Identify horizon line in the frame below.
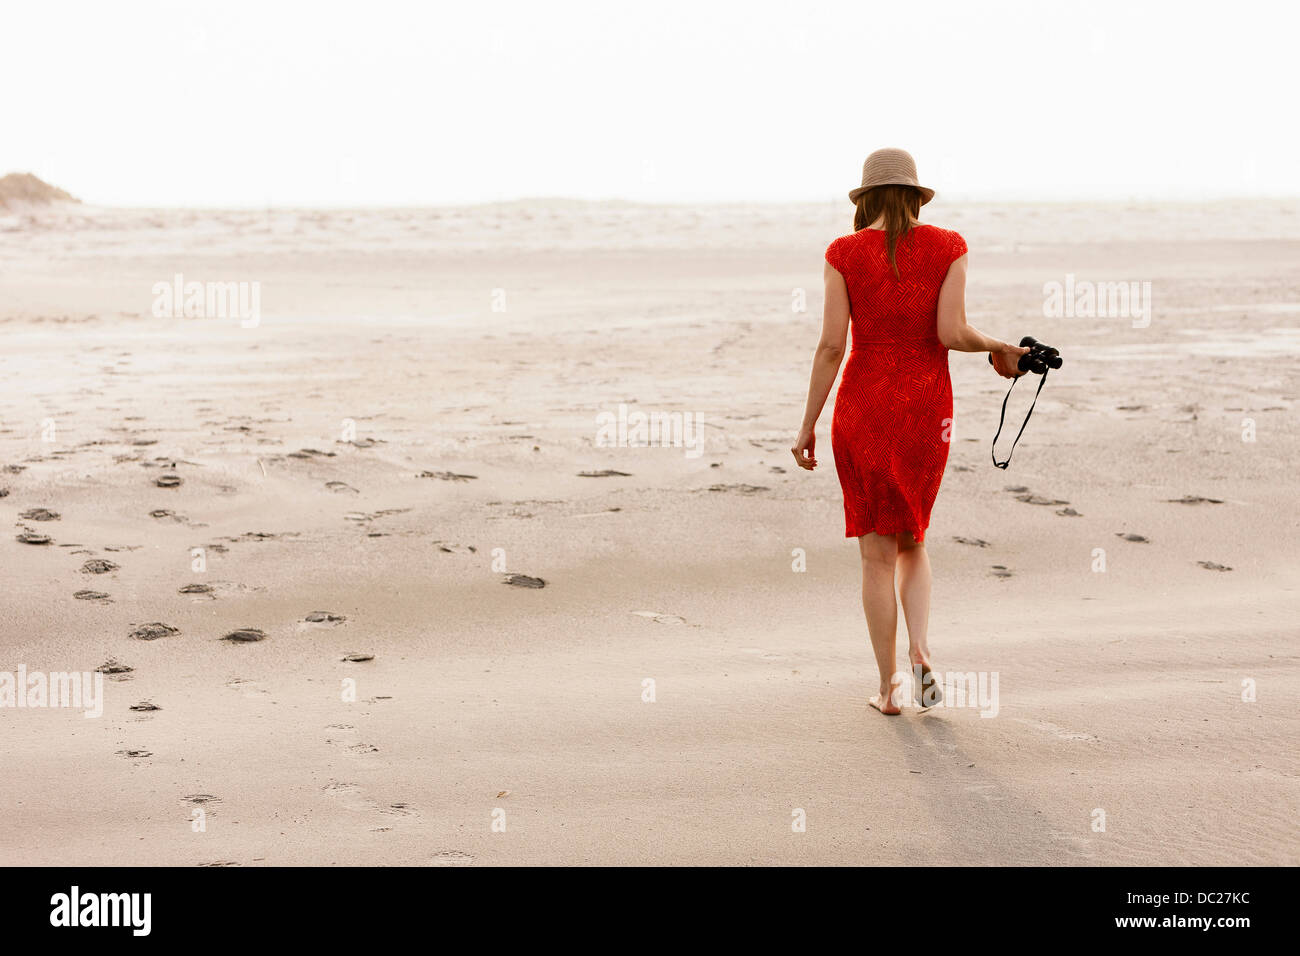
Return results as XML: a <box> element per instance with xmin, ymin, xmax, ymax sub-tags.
<box><xmin>26</xmin><ymin>191</ymin><xmax>1300</xmax><ymax>212</ymax></box>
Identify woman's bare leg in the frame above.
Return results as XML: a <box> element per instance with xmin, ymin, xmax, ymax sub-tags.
<box><xmin>896</xmin><ymin>531</ymin><xmax>932</xmax><ymax>669</ymax></box>
<box><xmin>897</xmin><ymin>531</ymin><xmax>941</xmax><ymax>706</ymax></box>
<box><xmin>858</xmin><ymin>532</ymin><xmax>902</xmax><ymax>714</ymax></box>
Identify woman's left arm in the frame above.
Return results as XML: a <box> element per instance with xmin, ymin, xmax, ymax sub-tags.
<box><xmin>791</xmin><ymin>261</ymin><xmax>850</xmax><ymax>471</ymax></box>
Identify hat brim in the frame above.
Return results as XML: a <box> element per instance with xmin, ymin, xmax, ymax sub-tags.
<box><xmin>849</xmin><ymin>184</ymin><xmax>935</xmax><ymax>205</ymax></box>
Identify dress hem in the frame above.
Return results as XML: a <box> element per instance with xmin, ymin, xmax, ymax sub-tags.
<box><xmin>844</xmin><ymin>523</ymin><xmax>927</xmax><ymax>543</ymax></box>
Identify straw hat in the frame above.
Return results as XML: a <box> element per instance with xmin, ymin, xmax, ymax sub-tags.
<box><xmin>848</xmin><ymin>148</ymin><xmax>935</xmax><ymax>205</ymax></box>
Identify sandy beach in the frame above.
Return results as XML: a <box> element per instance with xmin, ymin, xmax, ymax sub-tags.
<box><xmin>2</xmin><ymin>198</ymin><xmax>1297</xmax><ymax>866</ymax></box>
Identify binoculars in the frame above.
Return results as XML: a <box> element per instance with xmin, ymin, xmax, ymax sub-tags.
<box><xmin>989</xmin><ymin>336</ymin><xmax>1063</xmax><ymax>375</ymax></box>
<box><xmin>989</xmin><ymin>337</ymin><xmax>1060</xmax><ymax>468</ymax></box>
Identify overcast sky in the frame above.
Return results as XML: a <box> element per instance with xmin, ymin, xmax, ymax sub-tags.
<box><xmin>4</xmin><ymin>0</ymin><xmax>1296</xmax><ymax>206</ymax></box>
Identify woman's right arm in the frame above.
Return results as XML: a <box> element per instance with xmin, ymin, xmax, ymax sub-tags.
<box><xmin>936</xmin><ymin>254</ymin><xmax>1027</xmax><ymax>378</ymax></box>
<box><xmin>791</xmin><ymin>261</ymin><xmax>851</xmax><ymax>471</ymax></box>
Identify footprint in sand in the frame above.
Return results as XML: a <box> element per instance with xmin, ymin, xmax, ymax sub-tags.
<box><xmin>990</xmin><ymin>565</ymin><xmax>1013</xmax><ymax>579</ymax></box>
<box><xmin>81</xmin><ymin>559</ymin><xmax>119</xmax><ymax>574</ymax></box>
<box><xmin>225</xmin><ymin>676</ymin><xmax>269</xmax><ymax>698</ymax></box>
<box><xmin>129</xmin><ymin>701</ymin><xmax>161</xmax><ymax>713</ymax></box>
<box><xmin>184</xmin><ymin>794</ymin><xmax>221</xmax><ymax>814</ymax></box>
<box><xmin>287</xmin><ymin>448</ymin><xmax>336</xmax><ymax>460</ymax></box>
<box><xmin>215</xmin><ymin>531</ymin><xmax>297</xmax><ymax>544</ymax></box>
<box><xmin>503</xmin><ymin>573</ymin><xmax>546</xmax><ymax>589</ymax></box>
<box><xmin>304</xmin><ymin>611</ymin><xmax>346</xmax><ymax>624</ymax></box>
<box><xmin>155</xmin><ymin>474</ymin><xmax>182</xmax><ymax>488</ymax></box>
<box><xmin>427</xmin><ymin>850</ymin><xmax>475</xmax><ymax>866</ymax></box>
<box><xmin>952</xmin><ymin>536</ymin><xmax>990</xmax><ymax>548</ymax></box>
<box><xmin>323</xmin><ymin>781</ymin><xmax>362</xmax><ymax>796</ymax></box>
<box><xmin>116</xmin><ymin>749</ymin><xmax>152</xmax><ymax>759</ymax></box>
<box><xmin>323</xmin><ymin>782</ymin><xmax>417</xmax><ymax>832</ymax></box>
<box><xmin>204</xmin><ymin>580</ymin><xmax>265</xmax><ymax>597</ymax></box>
<box><xmin>19</xmin><ymin>508</ymin><xmax>60</xmax><ymax>521</ymax></box>
<box><xmin>435</xmin><ymin>542</ymin><xmax>477</xmax><ymax>554</ymax></box>
<box><xmin>323</xmin><ymin>782</ymin><xmax>372</xmax><ymax>813</ymax></box>
<box><xmin>572</xmin><ymin>508</ymin><xmax>622</xmax><ymax>519</ymax></box>
<box><xmin>95</xmin><ymin>659</ymin><xmax>133</xmax><ymax>680</ymax></box>
<box><xmin>1056</xmin><ymin>507</ymin><xmax>1082</xmax><ymax>517</ymax></box>
<box><xmin>1115</xmin><ymin>533</ymin><xmax>1149</xmax><ymax>543</ymax></box>
<box><xmin>1015</xmin><ymin>718</ymin><xmax>1099</xmax><ymax>743</ymax></box>
<box><xmin>1197</xmin><ymin>561</ymin><xmax>1233</xmax><ymax>572</ymax></box>
<box><xmin>324</xmin><ymin>720</ymin><xmax>379</xmax><ymax>755</ymax></box>
<box><xmin>577</xmin><ymin>469</ymin><xmax>631</xmax><ymax>478</ymax></box>
<box><xmin>632</xmin><ymin>610</ymin><xmax>687</xmax><ymax>625</ymax></box>
<box><xmin>1168</xmin><ymin>495</ymin><xmax>1224</xmax><ymax>505</ymax></box>
<box><xmin>1015</xmin><ymin>493</ymin><xmax>1069</xmax><ymax>506</ymax></box>
<box><xmin>130</xmin><ymin>622</ymin><xmax>179</xmax><ymax>641</ymax></box>
<box><xmin>417</xmin><ymin>470</ymin><xmax>477</xmax><ymax>481</ymax></box>
<box><xmin>341</xmin><ymin>652</ymin><xmax>374</xmax><ymax>662</ymax></box>
<box><xmin>179</xmin><ymin>584</ymin><xmax>214</xmax><ymax>597</ymax></box>
<box><xmin>16</xmin><ymin>531</ymin><xmax>52</xmax><ymax>545</ymax></box>
<box><xmin>707</xmin><ymin>483</ymin><xmax>768</xmax><ymax>495</ymax></box>
<box><xmin>343</xmin><ymin>509</ymin><xmax>409</xmax><ymax>524</ymax></box>
<box><xmin>221</xmin><ymin>628</ymin><xmax>267</xmax><ymax>643</ymax></box>
<box><xmin>325</xmin><ymin>481</ymin><xmax>359</xmax><ymax>495</ymax></box>
<box><xmin>326</xmin><ymin>738</ymin><xmax>379</xmax><ymax>755</ymax></box>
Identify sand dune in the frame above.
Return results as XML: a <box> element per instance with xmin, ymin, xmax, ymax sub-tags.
<box><xmin>0</xmin><ymin>172</ymin><xmax>78</xmax><ymax>210</ymax></box>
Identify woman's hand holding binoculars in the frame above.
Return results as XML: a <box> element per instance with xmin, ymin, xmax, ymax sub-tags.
<box><xmin>990</xmin><ymin>341</ymin><xmax>1031</xmax><ymax>379</ymax></box>
<box><xmin>989</xmin><ymin>336</ymin><xmax>1062</xmax><ymax>379</ymax></box>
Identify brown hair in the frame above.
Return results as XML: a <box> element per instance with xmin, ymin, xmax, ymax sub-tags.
<box><xmin>853</xmin><ymin>185</ymin><xmax>922</xmax><ymax>279</ymax></box>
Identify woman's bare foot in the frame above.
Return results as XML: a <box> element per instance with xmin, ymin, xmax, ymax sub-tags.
<box><xmin>869</xmin><ymin>680</ymin><xmax>903</xmax><ymax>715</ymax></box>
<box><xmin>910</xmin><ymin>658</ymin><xmax>943</xmax><ymax>708</ymax></box>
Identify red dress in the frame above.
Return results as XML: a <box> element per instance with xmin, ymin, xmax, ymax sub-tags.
<box><xmin>825</xmin><ymin>224</ymin><xmax>967</xmax><ymax>541</ymax></box>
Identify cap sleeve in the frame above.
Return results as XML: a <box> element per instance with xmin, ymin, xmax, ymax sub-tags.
<box><xmin>825</xmin><ymin>235</ymin><xmax>849</xmax><ymax>273</ymax></box>
<box><xmin>947</xmin><ymin>230</ymin><xmax>968</xmax><ymax>265</ymax></box>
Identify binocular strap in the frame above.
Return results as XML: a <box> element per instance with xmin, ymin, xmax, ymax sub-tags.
<box><xmin>991</xmin><ymin>369</ymin><xmax>1050</xmax><ymax>469</ymax></box>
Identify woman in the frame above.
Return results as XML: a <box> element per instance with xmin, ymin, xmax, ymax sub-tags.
<box><xmin>791</xmin><ymin>148</ymin><xmax>1027</xmax><ymax>715</ymax></box>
